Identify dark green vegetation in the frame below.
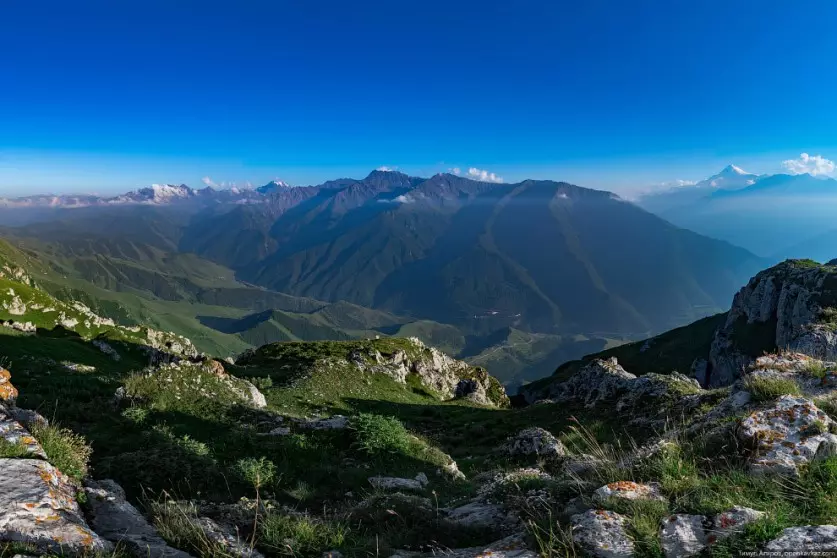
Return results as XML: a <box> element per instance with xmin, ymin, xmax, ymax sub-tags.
<box><xmin>0</xmin><ymin>169</ymin><xmax>767</xmax><ymax>386</ymax></box>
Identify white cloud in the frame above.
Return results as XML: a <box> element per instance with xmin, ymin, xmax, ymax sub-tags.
<box><xmin>783</xmin><ymin>153</ymin><xmax>836</xmax><ymax>177</ymax></box>
<box><xmin>201</xmin><ymin>176</ymin><xmax>217</xmax><ymax>187</ymax></box>
<box><xmin>377</xmin><ymin>166</ymin><xmax>397</xmax><ymax>172</ymax></box>
<box><xmin>378</xmin><ymin>193</ymin><xmax>416</xmax><ymax>204</ymax></box>
<box><xmin>450</xmin><ymin>167</ymin><xmax>461</xmax><ymax>175</ymax></box>
<box><xmin>467</xmin><ymin>167</ymin><xmax>504</xmax><ymax>183</ymax></box>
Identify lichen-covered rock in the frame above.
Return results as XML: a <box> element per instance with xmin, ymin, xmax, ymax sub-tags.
<box><xmin>368</xmin><ymin>473</ymin><xmax>429</xmax><ymax>492</ymax></box>
<box><xmin>593</xmin><ymin>481</ymin><xmax>667</xmax><ymax>504</ymax></box>
<box><xmin>738</xmin><ymin>395</ymin><xmax>837</xmax><ymax>475</ymax></box>
<box><xmin>0</xmin><ymin>367</ymin><xmax>18</xmax><ymax>402</ymax></box>
<box><xmin>660</xmin><ymin>507</ymin><xmax>764</xmax><ymax>557</ymax></box>
<box><xmin>84</xmin><ymin>479</ymin><xmax>193</xmax><ymax>558</ymax></box>
<box><xmin>500</xmin><ymin>427</ymin><xmax>567</xmax><ymax>458</ymax></box>
<box><xmin>708</xmin><ymin>261</ymin><xmax>837</xmax><ymax>387</ymax></box>
<box><xmin>765</xmin><ymin>525</ymin><xmax>837</xmax><ymax>551</ymax></box>
<box><xmin>661</xmin><ymin>514</ymin><xmax>707</xmax><ymax>558</ymax></box>
<box><xmin>0</xmin><ymin>459</ymin><xmax>110</xmax><ymax>554</ymax></box>
<box><xmin>744</xmin><ymin>352</ymin><xmax>837</xmax><ymax>396</ymax></box>
<box><xmin>526</xmin><ymin>358</ymin><xmax>636</xmax><ymax>406</ymax></box>
<box><xmin>571</xmin><ymin>509</ymin><xmax>634</xmax><ymax>558</ymax></box>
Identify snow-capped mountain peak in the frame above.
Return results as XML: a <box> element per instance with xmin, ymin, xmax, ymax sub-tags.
<box><xmin>256</xmin><ymin>179</ymin><xmax>291</xmax><ymax>194</ymax></box>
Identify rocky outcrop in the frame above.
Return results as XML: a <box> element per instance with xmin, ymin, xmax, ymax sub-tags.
<box><xmin>571</xmin><ymin>509</ymin><xmax>634</xmax><ymax>558</ymax></box>
<box><xmin>84</xmin><ymin>479</ymin><xmax>192</xmax><ymax>558</ymax></box>
<box><xmin>500</xmin><ymin>427</ymin><xmax>567</xmax><ymax>458</ymax></box>
<box><xmin>0</xmin><ymin>459</ymin><xmax>110</xmax><ymax>554</ymax></box>
<box><xmin>709</xmin><ymin>261</ymin><xmax>837</xmax><ymax>387</ymax></box>
<box><xmin>738</xmin><ymin>395</ymin><xmax>837</xmax><ymax>475</ymax></box>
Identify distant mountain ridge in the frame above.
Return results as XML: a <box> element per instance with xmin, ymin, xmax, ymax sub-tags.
<box><xmin>635</xmin><ymin>165</ymin><xmax>837</xmax><ymax>258</ymax></box>
<box><xmin>0</xmin><ymin>169</ymin><xmax>768</xmax><ymax>385</ymax></box>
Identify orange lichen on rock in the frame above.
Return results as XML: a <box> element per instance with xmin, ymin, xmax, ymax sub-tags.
<box><xmin>0</xmin><ymin>367</ymin><xmax>17</xmax><ymax>401</ymax></box>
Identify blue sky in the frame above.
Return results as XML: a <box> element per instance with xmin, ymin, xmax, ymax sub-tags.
<box><xmin>3</xmin><ymin>0</ymin><xmax>837</xmax><ymax>196</ymax></box>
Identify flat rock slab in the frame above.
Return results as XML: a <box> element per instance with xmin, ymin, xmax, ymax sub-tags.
<box><xmin>369</xmin><ymin>473</ymin><xmax>428</xmax><ymax>492</ymax></box>
<box><xmin>0</xmin><ymin>458</ymin><xmax>110</xmax><ymax>554</ymax></box>
<box><xmin>766</xmin><ymin>525</ymin><xmax>837</xmax><ymax>550</ymax></box>
<box><xmin>739</xmin><ymin>395</ymin><xmax>837</xmax><ymax>475</ymax></box>
<box><xmin>445</xmin><ymin>501</ymin><xmax>521</xmax><ymax>532</ymax></box>
<box><xmin>84</xmin><ymin>479</ymin><xmax>193</xmax><ymax>558</ymax></box>
<box><xmin>593</xmin><ymin>481</ymin><xmax>667</xmax><ymax>504</ymax></box>
<box><xmin>571</xmin><ymin>509</ymin><xmax>634</xmax><ymax>558</ymax></box>
<box><xmin>389</xmin><ymin>534</ymin><xmax>537</xmax><ymax>557</ymax></box>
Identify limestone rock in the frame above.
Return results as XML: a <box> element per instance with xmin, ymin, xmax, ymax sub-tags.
<box><xmin>593</xmin><ymin>481</ymin><xmax>667</xmax><ymax>504</ymax></box>
<box><xmin>84</xmin><ymin>479</ymin><xmax>193</xmax><ymax>558</ymax></box>
<box><xmin>738</xmin><ymin>395</ymin><xmax>837</xmax><ymax>475</ymax></box>
<box><xmin>297</xmin><ymin>415</ymin><xmax>349</xmax><ymax>430</ymax></box>
<box><xmin>661</xmin><ymin>514</ymin><xmax>707</xmax><ymax>558</ymax></box>
<box><xmin>571</xmin><ymin>509</ymin><xmax>634</xmax><ymax>558</ymax></box>
<box><xmin>454</xmin><ymin>378</ymin><xmax>489</xmax><ymax>405</ymax></box>
<box><xmin>368</xmin><ymin>473</ymin><xmax>429</xmax><ymax>492</ymax></box>
<box><xmin>242</xmin><ymin>380</ymin><xmax>267</xmax><ymax>408</ymax></box>
<box><xmin>500</xmin><ymin>427</ymin><xmax>567</xmax><ymax>458</ymax></box>
<box><xmin>766</xmin><ymin>525</ymin><xmax>837</xmax><ymax>551</ymax></box>
<box><xmin>708</xmin><ymin>261</ymin><xmax>837</xmax><ymax>387</ymax></box>
<box><xmin>0</xmin><ymin>458</ymin><xmax>110</xmax><ymax>554</ymax></box>
<box><xmin>445</xmin><ymin>501</ymin><xmax>520</xmax><ymax>532</ymax></box>
<box><xmin>526</xmin><ymin>358</ymin><xmax>636</xmax><ymax>406</ymax></box>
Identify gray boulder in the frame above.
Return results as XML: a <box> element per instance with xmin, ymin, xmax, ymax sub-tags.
<box><xmin>571</xmin><ymin>509</ymin><xmax>634</xmax><ymax>558</ymax></box>
<box><xmin>84</xmin><ymin>479</ymin><xmax>193</xmax><ymax>558</ymax></box>
<box><xmin>738</xmin><ymin>395</ymin><xmax>837</xmax><ymax>475</ymax></box>
<box><xmin>0</xmin><ymin>458</ymin><xmax>110</xmax><ymax>554</ymax></box>
<box><xmin>766</xmin><ymin>525</ymin><xmax>837</xmax><ymax>551</ymax></box>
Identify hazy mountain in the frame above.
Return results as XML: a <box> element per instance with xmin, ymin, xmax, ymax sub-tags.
<box><xmin>635</xmin><ymin>164</ymin><xmax>760</xmax><ymax>214</ymax></box>
<box><xmin>637</xmin><ymin>167</ymin><xmax>837</xmax><ymax>258</ymax></box>
<box><xmin>173</xmin><ymin>170</ymin><xmax>766</xmax><ymax>338</ymax></box>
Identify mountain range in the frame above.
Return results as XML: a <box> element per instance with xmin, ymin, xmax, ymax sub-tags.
<box><xmin>0</xmin><ymin>169</ymin><xmax>767</xmax><ymax>387</ymax></box>
<box><xmin>635</xmin><ymin>165</ymin><xmax>837</xmax><ymax>259</ymax></box>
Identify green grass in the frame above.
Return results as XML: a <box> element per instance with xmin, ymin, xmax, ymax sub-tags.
<box><xmin>0</xmin><ymin>438</ymin><xmax>33</xmax><ymax>458</ymax></box>
<box><xmin>29</xmin><ymin>421</ymin><xmax>93</xmax><ymax>481</ymax></box>
<box><xmin>741</xmin><ymin>375</ymin><xmax>802</xmax><ymax>402</ymax></box>
<box><xmin>351</xmin><ymin>413</ymin><xmax>413</xmax><ymax>458</ymax></box>
<box><xmin>258</xmin><ymin>514</ymin><xmax>356</xmax><ymax>557</ymax></box>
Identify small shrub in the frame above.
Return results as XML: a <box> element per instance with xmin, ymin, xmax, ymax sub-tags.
<box><xmin>234</xmin><ymin>456</ymin><xmax>277</xmax><ymax>491</ymax></box>
<box><xmin>248</xmin><ymin>376</ymin><xmax>273</xmax><ymax>390</ymax></box>
<box><xmin>29</xmin><ymin>422</ymin><xmax>92</xmax><ymax>480</ymax></box>
<box><xmin>351</xmin><ymin>413</ymin><xmax>412</xmax><ymax>458</ymax></box>
<box><xmin>121</xmin><ymin>406</ymin><xmax>149</xmax><ymax>425</ymax></box>
<box><xmin>742</xmin><ymin>376</ymin><xmax>801</xmax><ymax>402</ymax></box>
<box><xmin>803</xmin><ymin>360</ymin><xmax>828</xmax><ymax>380</ymax></box>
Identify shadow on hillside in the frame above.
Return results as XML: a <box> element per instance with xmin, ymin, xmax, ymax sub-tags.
<box><xmin>328</xmin><ymin>397</ymin><xmax>639</xmax><ymax>462</ymax></box>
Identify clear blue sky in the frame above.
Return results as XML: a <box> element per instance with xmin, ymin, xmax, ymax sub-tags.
<box><xmin>3</xmin><ymin>0</ymin><xmax>837</xmax><ymax>196</ymax></box>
